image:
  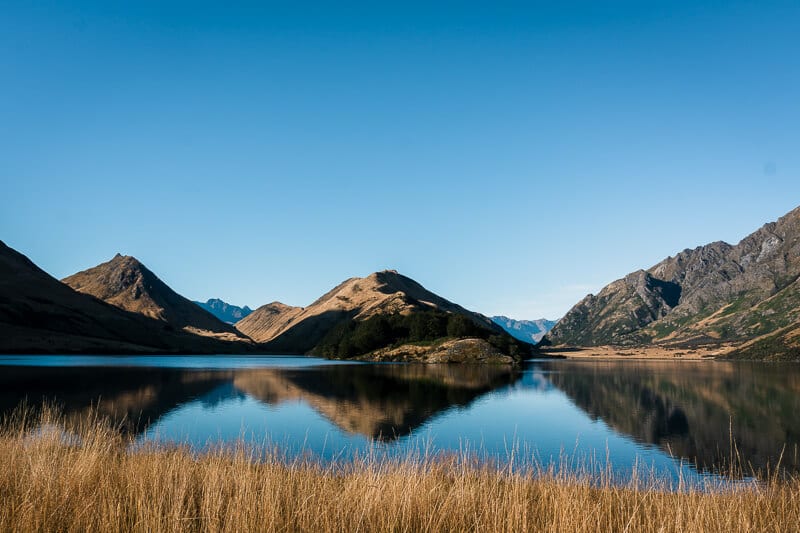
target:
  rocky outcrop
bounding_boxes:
[545,205,800,358]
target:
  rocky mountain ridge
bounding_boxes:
[194,298,252,324]
[1,243,526,361]
[545,205,800,360]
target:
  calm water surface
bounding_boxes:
[1,355,798,484]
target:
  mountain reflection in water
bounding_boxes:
[0,362,519,441]
[538,360,800,476]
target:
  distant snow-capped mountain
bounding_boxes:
[491,316,557,343]
[194,298,253,324]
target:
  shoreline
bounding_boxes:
[538,344,740,361]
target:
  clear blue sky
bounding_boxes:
[2,1,798,320]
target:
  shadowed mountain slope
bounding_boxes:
[545,206,800,359]
[63,255,249,341]
[0,241,248,353]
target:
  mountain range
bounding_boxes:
[544,205,800,360]
[0,244,529,361]
[193,299,252,324]
[4,203,799,361]
[491,316,557,343]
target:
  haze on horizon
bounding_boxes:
[2,1,798,320]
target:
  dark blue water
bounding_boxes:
[1,355,798,484]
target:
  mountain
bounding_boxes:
[236,270,530,360]
[491,316,557,343]
[234,301,301,344]
[62,254,249,342]
[0,241,247,354]
[194,298,252,324]
[544,205,800,360]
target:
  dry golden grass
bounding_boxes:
[1,408,799,532]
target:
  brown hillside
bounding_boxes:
[237,270,503,353]
[63,254,249,342]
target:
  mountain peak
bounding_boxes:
[63,257,248,340]
[265,301,294,310]
[194,298,254,324]
[108,253,143,267]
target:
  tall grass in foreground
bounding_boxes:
[1,408,799,532]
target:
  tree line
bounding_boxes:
[313,311,531,359]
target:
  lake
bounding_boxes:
[1,355,798,484]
